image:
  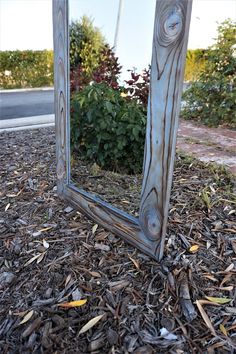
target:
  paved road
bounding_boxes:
[0,89,54,120]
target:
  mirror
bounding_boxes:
[53,0,192,260]
[69,0,156,217]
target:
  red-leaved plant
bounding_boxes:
[70,45,122,93]
[124,66,150,107]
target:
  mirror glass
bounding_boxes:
[69,0,155,216]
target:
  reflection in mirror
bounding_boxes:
[69,0,155,216]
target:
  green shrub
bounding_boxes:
[182,20,236,127]
[0,50,53,89]
[70,82,146,174]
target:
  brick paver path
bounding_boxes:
[177,120,236,175]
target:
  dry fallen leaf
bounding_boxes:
[89,271,101,278]
[38,227,53,233]
[24,254,42,266]
[94,243,110,252]
[92,224,98,235]
[228,209,235,215]
[36,252,46,264]
[189,245,199,253]
[224,263,234,272]
[78,314,104,335]
[65,274,72,287]
[5,203,10,211]
[196,300,216,336]
[18,310,34,325]
[58,299,87,308]
[43,239,50,249]
[205,297,232,304]
[219,324,228,336]
[129,256,140,270]
[13,310,29,317]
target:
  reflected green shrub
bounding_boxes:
[70,82,146,174]
[182,20,236,127]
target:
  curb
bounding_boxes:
[0,123,55,132]
[0,87,54,94]
[0,114,55,131]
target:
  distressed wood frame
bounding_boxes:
[53,0,192,261]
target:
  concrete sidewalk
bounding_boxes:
[177,120,236,175]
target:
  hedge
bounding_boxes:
[0,49,207,90]
[0,50,54,89]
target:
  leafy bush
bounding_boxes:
[70,82,146,174]
[0,50,53,89]
[182,20,236,127]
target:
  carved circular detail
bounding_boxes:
[157,4,184,47]
[141,208,162,241]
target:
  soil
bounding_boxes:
[0,127,236,354]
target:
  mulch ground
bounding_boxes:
[0,128,236,354]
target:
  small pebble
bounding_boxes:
[32,231,41,238]
[64,206,73,213]
[0,272,16,290]
[45,288,53,299]
[37,245,47,253]
[72,288,82,301]
[14,244,22,255]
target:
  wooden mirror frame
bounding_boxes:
[53,0,192,261]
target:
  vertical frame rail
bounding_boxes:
[139,0,192,260]
[53,0,69,194]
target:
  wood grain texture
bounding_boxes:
[139,0,192,260]
[63,184,156,258]
[53,0,192,261]
[53,0,70,194]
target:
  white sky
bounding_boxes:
[0,0,235,70]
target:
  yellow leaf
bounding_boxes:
[38,227,53,233]
[220,324,228,336]
[92,224,98,235]
[18,310,34,325]
[205,297,232,304]
[78,314,104,335]
[189,245,199,253]
[58,299,87,308]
